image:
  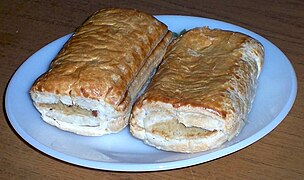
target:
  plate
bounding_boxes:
[5,15,297,171]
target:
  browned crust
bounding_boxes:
[135,27,263,120]
[111,31,173,111]
[31,8,168,108]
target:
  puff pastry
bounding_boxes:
[130,27,264,153]
[30,8,173,136]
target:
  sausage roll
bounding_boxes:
[30,8,173,136]
[130,27,264,153]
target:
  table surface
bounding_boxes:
[1,0,303,179]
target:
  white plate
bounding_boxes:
[5,15,297,172]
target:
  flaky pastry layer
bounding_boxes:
[130,27,264,153]
[30,8,173,136]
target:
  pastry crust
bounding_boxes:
[30,8,173,136]
[130,27,264,153]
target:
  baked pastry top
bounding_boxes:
[136,27,263,122]
[30,8,172,136]
[130,27,264,152]
[31,8,168,111]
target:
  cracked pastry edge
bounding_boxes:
[130,101,245,153]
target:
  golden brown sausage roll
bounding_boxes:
[30,8,173,136]
[130,27,264,153]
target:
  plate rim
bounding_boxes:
[4,15,297,172]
